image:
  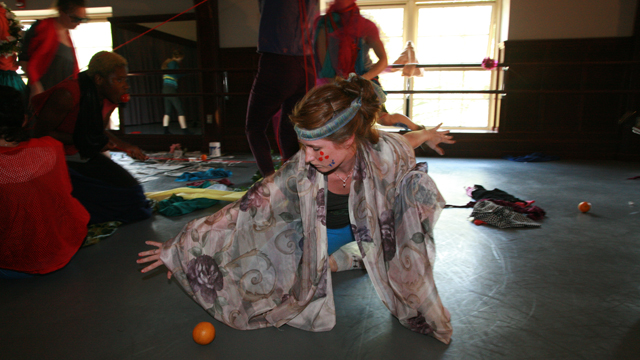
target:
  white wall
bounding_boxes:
[499,0,510,42]
[218,0,259,48]
[508,0,637,40]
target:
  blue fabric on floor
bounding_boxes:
[176,168,233,182]
[503,152,560,162]
[327,225,355,255]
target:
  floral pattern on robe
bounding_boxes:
[159,132,452,343]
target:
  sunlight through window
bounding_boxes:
[357,1,502,130]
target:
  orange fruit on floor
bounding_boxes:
[578,202,591,213]
[192,321,216,345]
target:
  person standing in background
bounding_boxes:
[161,50,190,135]
[245,0,318,177]
[19,0,86,98]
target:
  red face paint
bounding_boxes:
[119,93,130,103]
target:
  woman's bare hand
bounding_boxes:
[420,123,456,155]
[137,241,173,279]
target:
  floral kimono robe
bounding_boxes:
[159,132,453,344]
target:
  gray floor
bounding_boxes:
[2,156,640,360]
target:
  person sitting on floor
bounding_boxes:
[31,51,152,225]
[0,85,90,279]
[138,74,455,343]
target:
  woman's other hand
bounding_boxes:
[137,241,173,279]
[420,123,456,155]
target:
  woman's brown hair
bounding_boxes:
[290,75,381,147]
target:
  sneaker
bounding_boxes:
[163,127,171,135]
[182,128,193,135]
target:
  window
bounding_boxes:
[357,0,505,130]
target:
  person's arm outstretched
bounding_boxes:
[137,241,173,279]
[105,130,147,160]
[402,123,456,155]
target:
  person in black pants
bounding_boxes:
[245,0,318,177]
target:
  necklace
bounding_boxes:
[335,172,352,187]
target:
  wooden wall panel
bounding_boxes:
[542,94,582,132]
[504,65,544,90]
[499,94,542,132]
[582,93,625,133]
[494,37,639,160]
[583,64,627,90]
[542,65,581,90]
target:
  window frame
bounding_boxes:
[358,0,504,131]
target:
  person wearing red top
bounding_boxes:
[0,85,90,279]
[19,0,85,98]
[32,51,152,225]
[315,0,423,131]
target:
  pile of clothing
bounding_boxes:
[450,185,546,229]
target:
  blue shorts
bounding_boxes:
[326,225,355,255]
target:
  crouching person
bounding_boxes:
[31,51,152,225]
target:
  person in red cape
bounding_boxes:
[0,85,89,279]
[315,0,386,84]
[19,0,85,98]
[315,0,423,131]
